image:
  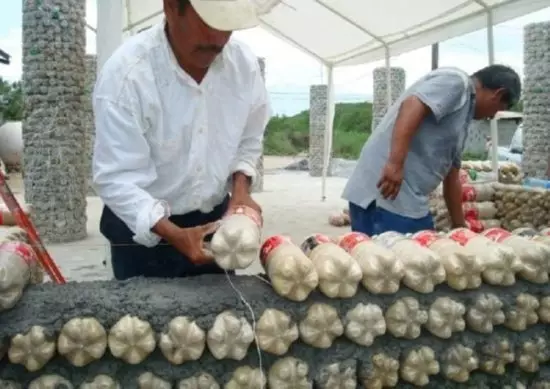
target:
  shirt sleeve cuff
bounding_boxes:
[133,200,171,247]
[231,160,258,190]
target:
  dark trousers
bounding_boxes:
[348,201,434,236]
[100,196,230,280]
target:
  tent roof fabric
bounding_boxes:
[120,0,550,66]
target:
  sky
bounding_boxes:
[2,1,550,116]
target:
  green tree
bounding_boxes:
[264,101,373,159]
[0,77,23,121]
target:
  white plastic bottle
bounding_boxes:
[211,206,262,270]
[260,235,319,302]
[337,232,404,294]
[0,241,36,311]
[300,234,363,298]
[411,230,484,290]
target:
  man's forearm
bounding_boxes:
[231,171,251,197]
[443,169,466,227]
[388,96,431,166]
[152,217,180,243]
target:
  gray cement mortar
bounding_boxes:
[0,275,548,388]
[371,67,406,131]
[309,85,332,178]
[21,0,88,243]
[522,21,550,180]
[84,55,97,197]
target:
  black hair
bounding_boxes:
[472,64,521,109]
[177,0,190,12]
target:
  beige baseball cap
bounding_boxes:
[189,0,261,31]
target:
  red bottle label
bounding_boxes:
[462,185,477,202]
[482,228,511,243]
[412,230,439,247]
[338,232,370,252]
[228,205,263,227]
[0,241,36,265]
[260,235,289,265]
[462,203,479,219]
[448,228,477,245]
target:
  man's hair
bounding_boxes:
[472,64,521,109]
[177,0,190,12]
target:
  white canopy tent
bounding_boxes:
[93,0,550,199]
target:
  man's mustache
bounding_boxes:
[194,45,223,54]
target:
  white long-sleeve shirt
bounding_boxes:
[92,21,271,248]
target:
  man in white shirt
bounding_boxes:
[92,0,271,280]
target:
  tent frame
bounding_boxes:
[93,0,511,200]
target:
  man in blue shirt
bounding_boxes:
[342,65,521,235]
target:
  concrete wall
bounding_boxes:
[21,0,87,243]
[309,85,331,177]
[522,21,550,179]
[0,274,548,388]
[371,67,406,131]
[84,55,97,196]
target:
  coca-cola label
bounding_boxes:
[300,234,331,256]
[512,228,538,238]
[374,231,405,249]
[0,241,36,265]
[462,185,477,202]
[338,232,370,252]
[412,230,439,247]
[228,205,263,227]
[260,235,289,265]
[482,228,512,243]
[539,228,550,237]
[466,218,484,233]
[448,228,477,245]
[462,203,479,219]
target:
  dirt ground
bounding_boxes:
[1,156,351,281]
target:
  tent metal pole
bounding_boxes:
[321,65,335,201]
[486,9,500,176]
[96,0,123,72]
[384,46,392,106]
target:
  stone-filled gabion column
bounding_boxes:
[371,67,406,131]
[84,55,97,195]
[309,85,332,177]
[253,57,266,193]
[22,0,88,243]
[522,22,550,179]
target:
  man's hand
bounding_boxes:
[377,161,404,200]
[169,223,220,264]
[153,219,220,264]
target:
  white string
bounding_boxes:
[224,269,264,385]
[253,273,272,285]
